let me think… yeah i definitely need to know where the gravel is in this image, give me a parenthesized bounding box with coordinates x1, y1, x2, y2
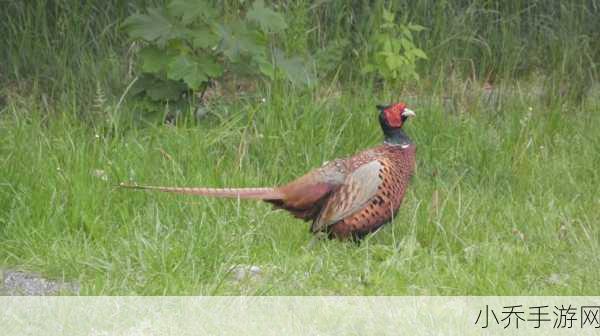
(1, 269, 80, 296)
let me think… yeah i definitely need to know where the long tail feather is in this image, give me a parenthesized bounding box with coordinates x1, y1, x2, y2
(119, 182, 283, 200)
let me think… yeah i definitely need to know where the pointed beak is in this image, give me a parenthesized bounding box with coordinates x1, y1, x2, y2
(402, 108, 416, 117)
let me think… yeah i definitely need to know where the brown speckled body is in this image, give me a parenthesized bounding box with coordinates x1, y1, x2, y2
(317, 144, 416, 239)
(262, 141, 416, 240)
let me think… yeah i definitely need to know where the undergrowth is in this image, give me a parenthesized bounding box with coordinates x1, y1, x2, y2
(1, 86, 598, 294)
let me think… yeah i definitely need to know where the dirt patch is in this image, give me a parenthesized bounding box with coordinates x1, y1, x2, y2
(1, 269, 80, 296)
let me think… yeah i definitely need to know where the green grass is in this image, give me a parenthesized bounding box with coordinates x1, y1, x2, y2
(1, 0, 599, 296)
(1, 87, 599, 295)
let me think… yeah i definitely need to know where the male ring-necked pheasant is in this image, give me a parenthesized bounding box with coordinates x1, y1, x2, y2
(121, 103, 416, 240)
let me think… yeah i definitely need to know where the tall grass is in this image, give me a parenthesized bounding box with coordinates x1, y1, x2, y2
(1, 86, 599, 294)
(1, 0, 149, 113)
(307, 0, 599, 94)
(2, 0, 598, 113)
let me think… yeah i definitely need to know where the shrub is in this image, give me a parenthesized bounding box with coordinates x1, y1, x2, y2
(123, 0, 315, 106)
(362, 8, 428, 88)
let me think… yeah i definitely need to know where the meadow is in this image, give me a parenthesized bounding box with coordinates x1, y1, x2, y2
(1, 1, 599, 295)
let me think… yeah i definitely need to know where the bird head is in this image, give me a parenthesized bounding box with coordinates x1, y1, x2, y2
(376, 102, 415, 129)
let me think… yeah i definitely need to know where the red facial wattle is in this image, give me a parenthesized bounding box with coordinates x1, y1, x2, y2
(384, 103, 406, 127)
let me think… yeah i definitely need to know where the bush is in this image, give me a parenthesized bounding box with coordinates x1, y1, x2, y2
(123, 0, 316, 106)
(361, 8, 428, 88)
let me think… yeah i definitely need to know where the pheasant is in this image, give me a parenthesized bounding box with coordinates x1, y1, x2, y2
(120, 103, 416, 240)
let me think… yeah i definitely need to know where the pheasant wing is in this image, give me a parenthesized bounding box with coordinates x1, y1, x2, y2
(266, 161, 348, 220)
(311, 160, 382, 233)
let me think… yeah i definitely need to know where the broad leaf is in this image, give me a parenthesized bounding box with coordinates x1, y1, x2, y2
(169, 0, 217, 24)
(124, 8, 187, 47)
(247, 0, 287, 33)
(199, 56, 224, 77)
(139, 46, 173, 73)
(167, 54, 222, 90)
(133, 74, 188, 101)
(167, 54, 207, 90)
(192, 27, 220, 49)
(218, 23, 265, 61)
(146, 80, 188, 101)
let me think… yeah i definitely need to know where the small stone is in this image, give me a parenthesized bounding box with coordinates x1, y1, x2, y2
(546, 273, 569, 286)
(92, 169, 108, 181)
(229, 265, 262, 281)
(511, 228, 526, 241)
(463, 245, 478, 261)
(2, 270, 79, 295)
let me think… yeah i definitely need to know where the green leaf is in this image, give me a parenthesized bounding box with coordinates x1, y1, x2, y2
(400, 26, 414, 40)
(166, 39, 191, 53)
(123, 8, 187, 47)
(382, 38, 393, 53)
(167, 54, 222, 90)
(218, 23, 265, 61)
(400, 37, 416, 51)
(382, 9, 395, 23)
(192, 27, 220, 49)
(257, 58, 275, 79)
(408, 23, 426, 32)
(200, 57, 224, 77)
(364, 8, 428, 84)
(133, 74, 188, 101)
(389, 38, 402, 52)
(361, 63, 376, 74)
(381, 22, 396, 30)
(139, 46, 173, 73)
(390, 54, 406, 69)
(169, 0, 217, 24)
(146, 80, 188, 101)
(411, 48, 428, 60)
(247, 0, 287, 33)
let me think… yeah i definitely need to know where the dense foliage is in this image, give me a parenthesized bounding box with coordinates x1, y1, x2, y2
(1, 0, 598, 114)
(361, 8, 427, 86)
(124, 0, 315, 105)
